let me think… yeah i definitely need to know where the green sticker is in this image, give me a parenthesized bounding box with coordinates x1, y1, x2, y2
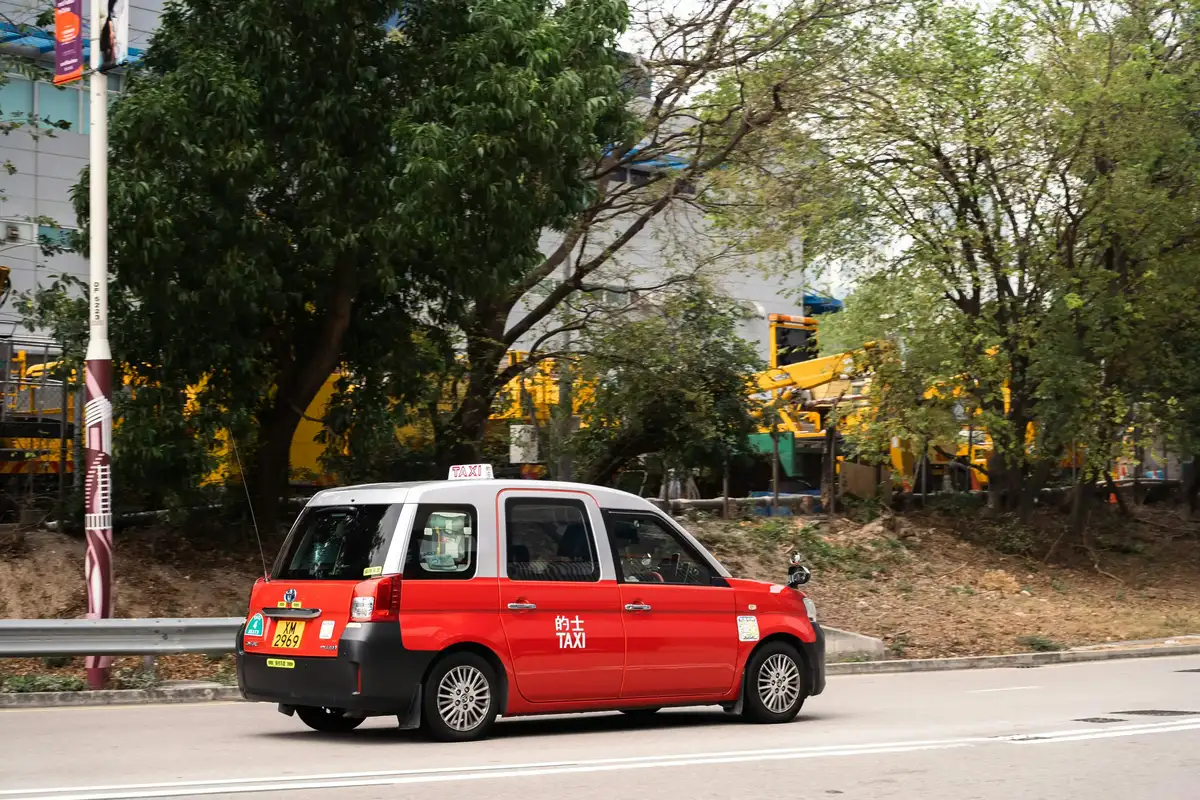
(245, 613, 265, 638)
(363, 565, 383, 577)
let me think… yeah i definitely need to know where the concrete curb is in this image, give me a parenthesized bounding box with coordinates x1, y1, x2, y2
(826, 644, 1200, 676)
(0, 684, 241, 709)
(4, 644, 1198, 709)
(823, 626, 887, 660)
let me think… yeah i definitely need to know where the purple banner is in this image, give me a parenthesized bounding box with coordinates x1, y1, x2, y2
(54, 0, 83, 86)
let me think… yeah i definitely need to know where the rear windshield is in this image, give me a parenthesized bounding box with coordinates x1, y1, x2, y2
(272, 504, 402, 581)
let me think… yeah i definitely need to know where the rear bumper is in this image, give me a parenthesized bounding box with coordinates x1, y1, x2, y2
(801, 623, 827, 696)
(235, 621, 435, 715)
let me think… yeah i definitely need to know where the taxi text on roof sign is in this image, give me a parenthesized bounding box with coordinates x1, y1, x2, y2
(448, 463, 494, 480)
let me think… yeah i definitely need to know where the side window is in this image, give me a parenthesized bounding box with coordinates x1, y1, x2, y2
(604, 513, 713, 586)
(403, 505, 477, 581)
(506, 498, 600, 582)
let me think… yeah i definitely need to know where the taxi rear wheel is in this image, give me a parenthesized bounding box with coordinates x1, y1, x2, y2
(422, 652, 500, 742)
(742, 642, 807, 724)
(295, 706, 365, 733)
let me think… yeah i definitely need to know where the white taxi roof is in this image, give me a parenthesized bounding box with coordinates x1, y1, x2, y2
(306, 479, 662, 513)
(305, 478, 731, 579)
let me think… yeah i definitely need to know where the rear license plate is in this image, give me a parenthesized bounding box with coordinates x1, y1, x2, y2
(271, 620, 306, 649)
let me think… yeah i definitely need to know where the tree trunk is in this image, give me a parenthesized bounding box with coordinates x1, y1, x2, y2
(1018, 458, 1054, 523)
(1184, 455, 1199, 520)
(821, 419, 837, 515)
(1068, 470, 1088, 542)
(249, 260, 357, 534)
(771, 429, 780, 514)
(435, 332, 507, 471)
(249, 415, 295, 537)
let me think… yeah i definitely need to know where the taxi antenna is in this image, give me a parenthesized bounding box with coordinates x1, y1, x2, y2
(230, 436, 270, 582)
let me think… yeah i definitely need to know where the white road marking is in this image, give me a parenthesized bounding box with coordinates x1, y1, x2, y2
(5, 719, 1199, 800)
(968, 686, 1042, 693)
(0, 741, 985, 800)
(1000, 718, 1200, 743)
(0, 702, 245, 715)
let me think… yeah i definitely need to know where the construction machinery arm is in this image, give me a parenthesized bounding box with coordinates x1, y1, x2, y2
(750, 350, 859, 394)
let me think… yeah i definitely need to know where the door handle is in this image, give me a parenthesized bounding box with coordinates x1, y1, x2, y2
(624, 602, 652, 612)
(507, 602, 537, 610)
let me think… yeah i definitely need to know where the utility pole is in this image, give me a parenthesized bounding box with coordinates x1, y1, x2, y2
(83, 0, 114, 690)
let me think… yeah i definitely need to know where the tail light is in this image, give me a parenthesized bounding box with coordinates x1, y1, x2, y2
(351, 575, 401, 622)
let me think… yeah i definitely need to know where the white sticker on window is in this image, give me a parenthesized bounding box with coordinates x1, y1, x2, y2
(737, 615, 760, 642)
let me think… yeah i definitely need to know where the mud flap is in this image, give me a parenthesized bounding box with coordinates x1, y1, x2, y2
(397, 684, 422, 730)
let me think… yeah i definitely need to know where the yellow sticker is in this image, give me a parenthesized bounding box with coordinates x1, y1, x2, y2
(277, 601, 287, 608)
(290, 601, 302, 608)
(266, 658, 295, 669)
(363, 566, 383, 577)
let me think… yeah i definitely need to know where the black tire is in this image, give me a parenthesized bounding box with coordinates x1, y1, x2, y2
(422, 651, 500, 742)
(741, 641, 808, 724)
(295, 706, 365, 733)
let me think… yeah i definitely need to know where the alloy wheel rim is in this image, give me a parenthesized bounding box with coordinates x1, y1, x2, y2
(436, 665, 492, 731)
(757, 653, 801, 714)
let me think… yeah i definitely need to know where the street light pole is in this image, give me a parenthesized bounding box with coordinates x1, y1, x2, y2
(83, 0, 114, 690)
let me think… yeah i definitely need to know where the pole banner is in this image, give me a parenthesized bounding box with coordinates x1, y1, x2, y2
(53, 0, 84, 85)
(99, 0, 128, 72)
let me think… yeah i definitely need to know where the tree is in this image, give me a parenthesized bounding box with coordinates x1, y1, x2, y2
(720, 0, 1200, 523)
(69, 0, 631, 529)
(566, 284, 761, 486)
(389, 0, 887, 468)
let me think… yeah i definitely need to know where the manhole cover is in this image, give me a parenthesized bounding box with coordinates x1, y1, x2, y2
(1111, 710, 1199, 717)
(1075, 717, 1124, 724)
(1012, 665, 1042, 669)
(1178, 669, 1200, 673)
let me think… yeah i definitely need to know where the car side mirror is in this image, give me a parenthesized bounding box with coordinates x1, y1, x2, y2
(787, 552, 811, 587)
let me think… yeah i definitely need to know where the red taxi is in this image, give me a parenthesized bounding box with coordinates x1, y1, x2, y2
(235, 466, 825, 741)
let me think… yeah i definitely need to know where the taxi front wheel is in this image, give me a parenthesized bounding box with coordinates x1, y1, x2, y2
(296, 706, 365, 733)
(422, 652, 500, 742)
(742, 642, 808, 724)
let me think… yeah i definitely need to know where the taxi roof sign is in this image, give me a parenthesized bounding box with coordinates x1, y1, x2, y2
(448, 463, 494, 481)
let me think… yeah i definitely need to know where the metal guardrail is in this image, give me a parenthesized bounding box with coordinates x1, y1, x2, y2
(0, 618, 243, 658)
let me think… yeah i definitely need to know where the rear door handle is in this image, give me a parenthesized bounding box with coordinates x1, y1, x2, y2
(507, 602, 537, 610)
(625, 603, 651, 612)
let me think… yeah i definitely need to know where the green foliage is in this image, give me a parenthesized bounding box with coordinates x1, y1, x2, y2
(721, 0, 1200, 513)
(569, 285, 763, 484)
(1016, 635, 1066, 653)
(0, 674, 87, 693)
(40, 0, 631, 516)
(111, 667, 158, 690)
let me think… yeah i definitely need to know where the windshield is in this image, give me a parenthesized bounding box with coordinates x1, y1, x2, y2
(272, 504, 402, 581)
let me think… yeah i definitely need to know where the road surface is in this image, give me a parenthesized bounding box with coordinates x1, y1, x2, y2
(1, 654, 1197, 799)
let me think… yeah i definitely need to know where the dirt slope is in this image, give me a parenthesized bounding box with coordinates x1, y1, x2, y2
(691, 510, 1200, 659)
